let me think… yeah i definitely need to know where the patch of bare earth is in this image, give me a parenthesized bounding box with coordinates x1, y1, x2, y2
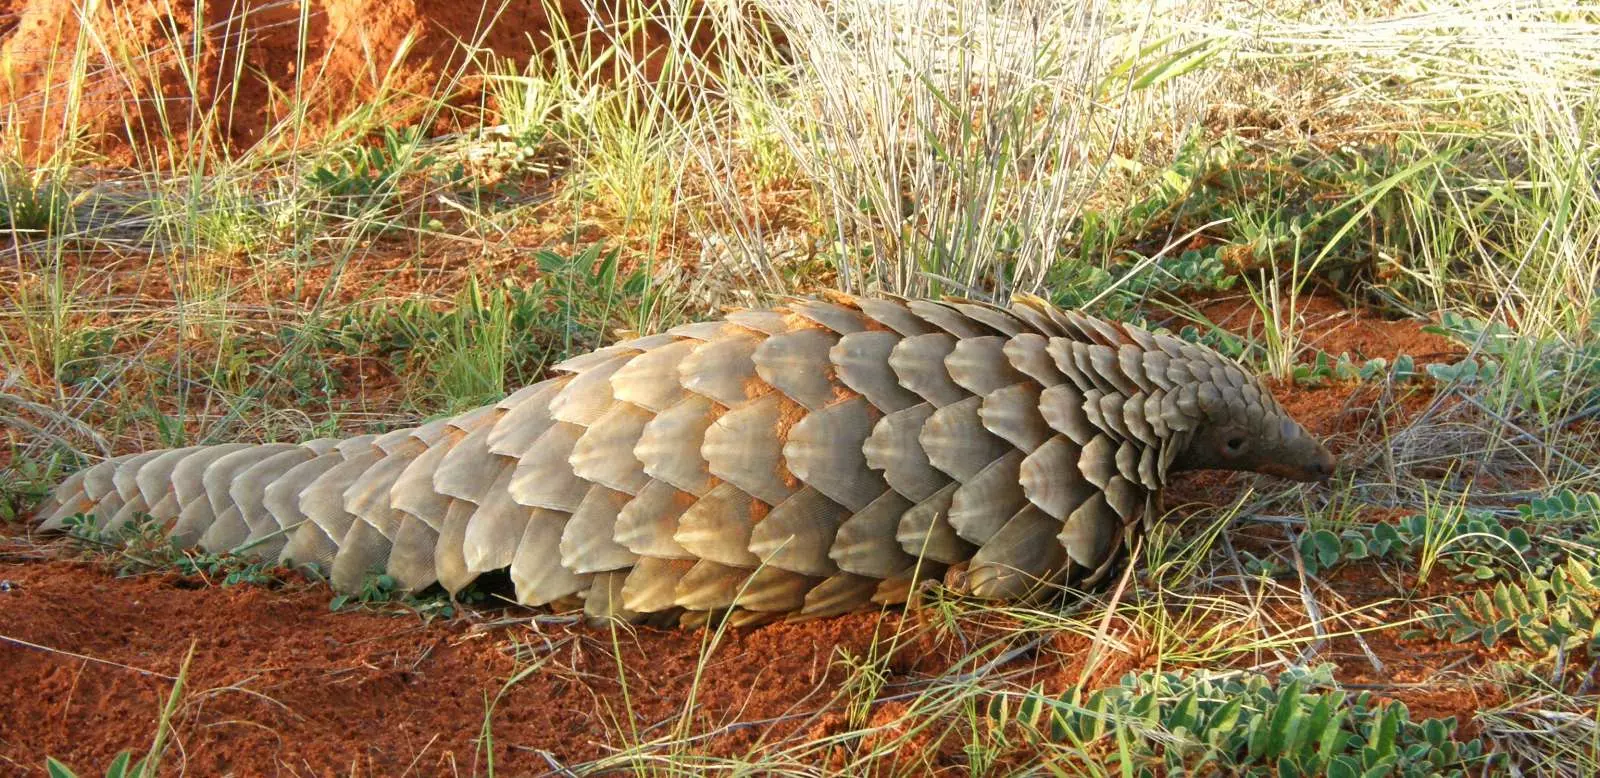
(1, 0, 712, 163)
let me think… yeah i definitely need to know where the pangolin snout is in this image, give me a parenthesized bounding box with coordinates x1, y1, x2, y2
(1304, 447, 1339, 481)
(1261, 444, 1338, 483)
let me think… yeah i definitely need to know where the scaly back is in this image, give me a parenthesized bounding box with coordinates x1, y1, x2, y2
(32, 293, 1334, 628)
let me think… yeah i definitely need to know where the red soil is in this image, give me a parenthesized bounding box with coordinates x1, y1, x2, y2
(1, 0, 704, 163)
(0, 545, 1499, 775)
(1196, 293, 1463, 364)
(0, 549, 914, 774)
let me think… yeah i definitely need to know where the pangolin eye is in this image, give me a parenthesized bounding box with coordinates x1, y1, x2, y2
(1225, 436, 1247, 453)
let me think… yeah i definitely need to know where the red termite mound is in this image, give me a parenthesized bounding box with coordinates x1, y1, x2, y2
(0, 0, 710, 163)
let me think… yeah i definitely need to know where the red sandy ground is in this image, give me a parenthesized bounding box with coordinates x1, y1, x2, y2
(1, 0, 712, 164)
(0, 301, 1509, 776)
(0, 546, 1500, 776)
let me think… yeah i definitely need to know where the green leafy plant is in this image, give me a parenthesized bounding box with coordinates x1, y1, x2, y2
(0, 160, 72, 235)
(1354, 354, 1423, 383)
(0, 450, 72, 523)
(1424, 310, 1600, 413)
(342, 244, 656, 414)
(46, 753, 139, 778)
(1176, 323, 1256, 364)
(1074, 132, 1444, 301)
(1292, 350, 1487, 388)
(1425, 356, 1501, 385)
(1517, 488, 1600, 522)
(1291, 351, 1368, 386)
(306, 126, 435, 219)
(1297, 512, 1534, 582)
(53, 326, 119, 387)
(328, 570, 402, 611)
(1411, 558, 1600, 658)
(61, 512, 286, 586)
(1424, 312, 1518, 354)
(1297, 524, 1403, 576)
(1006, 664, 1503, 776)
(329, 568, 480, 621)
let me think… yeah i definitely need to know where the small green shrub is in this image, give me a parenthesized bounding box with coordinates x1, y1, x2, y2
(62, 512, 285, 587)
(329, 568, 483, 621)
(342, 244, 656, 414)
(1297, 512, 1534, 582)
(1518, 489, 1600, 522)
(53, 327, 119, 388)
(0, 161, 72, 235)
(328, 570, 401, 611)
(996, 664, 1503, 776)
(1410, 558, 1600, 658)
(1175, 322, 1256, 362)
(1073, 131, 1441, 295)
(47, 749, 145, 778)
(1291, 351, 1425, 387)
(1424, 357, 1501, 386)
(1425, 310, 1600, 412)
(305, 126, 434, 221)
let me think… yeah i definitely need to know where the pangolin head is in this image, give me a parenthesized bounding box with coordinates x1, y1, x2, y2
(1167, 358, 1338, 483)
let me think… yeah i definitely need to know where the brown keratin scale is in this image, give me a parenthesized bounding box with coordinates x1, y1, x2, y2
(34, 293, 1337, 628)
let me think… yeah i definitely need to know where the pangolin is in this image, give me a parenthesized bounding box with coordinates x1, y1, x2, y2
(31, 293, 1336, 627)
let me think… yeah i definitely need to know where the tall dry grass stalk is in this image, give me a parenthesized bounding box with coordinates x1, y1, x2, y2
(657, 0, 1226, 300)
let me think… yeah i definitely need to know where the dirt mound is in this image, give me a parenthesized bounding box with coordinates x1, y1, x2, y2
(0, 536, 1489, 775)
(1196, 294, 1463, 364)
(0, 549, 887, 773)
(0, 546, 1155, 774)
(0, 0, 688, 163)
